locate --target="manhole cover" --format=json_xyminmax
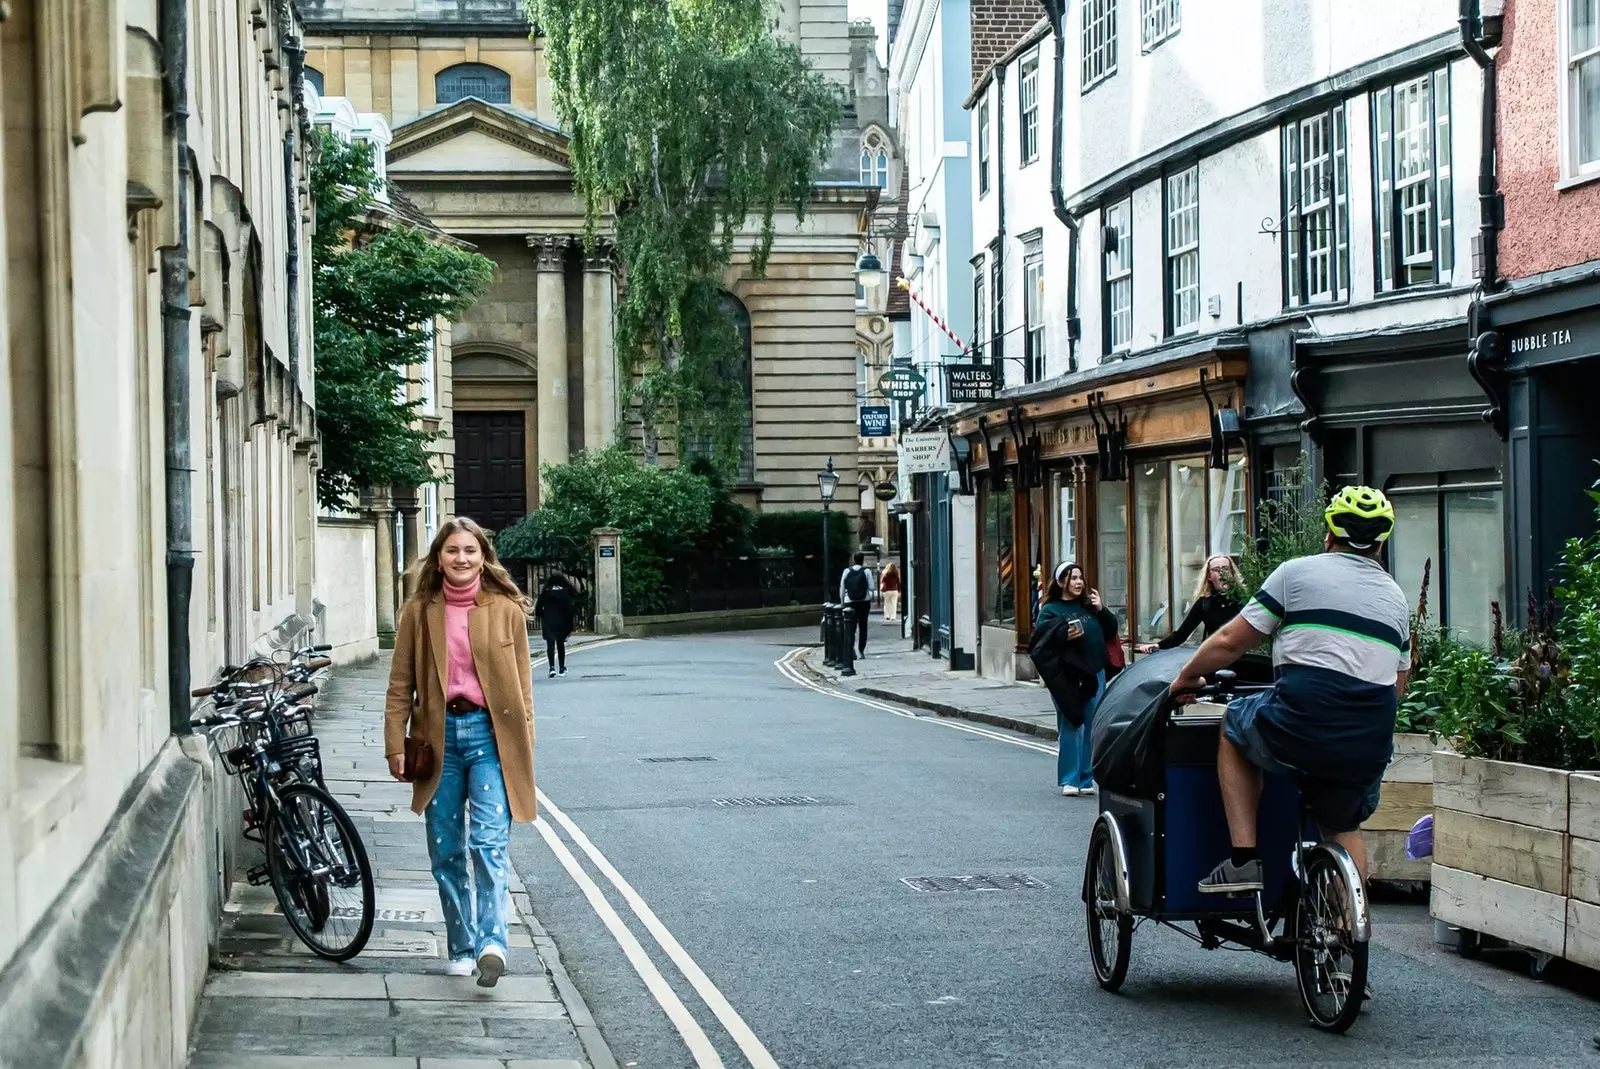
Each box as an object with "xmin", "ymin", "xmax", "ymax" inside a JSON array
[
  {"xmin": 638, "ymin": 756, "xmax": 719, "ymax": 763},
  {"xmin": 901, "ymin": 874, "xmax": 1049, "ymax": 893},
  {"xmin": 712, "ymin": 795, "xmax": 825, "ymax": 807}
]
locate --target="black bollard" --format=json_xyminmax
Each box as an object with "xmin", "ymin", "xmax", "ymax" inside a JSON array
[
  {"xmin": 823, "ymin": 602, "xmax": 839, "ymax": 667},
  {"xmin": 839, "ymin": 604, "xmax": 857, "ymax": 677}
]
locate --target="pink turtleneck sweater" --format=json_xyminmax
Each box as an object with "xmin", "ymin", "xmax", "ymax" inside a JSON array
[{"xmin": 442, "ymin": 577, "xmax": 487, "ymax": 708}]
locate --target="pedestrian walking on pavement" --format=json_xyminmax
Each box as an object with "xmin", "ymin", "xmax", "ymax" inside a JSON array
[
  {"xmin": 1032, "ymin": 562, "xmax": 1120, "ymax": 796},
  {"xmin": 879, "ymin": 561, "xmax": 902, "ymax": 623},
  {"xmin": 840, "ymin": 552, "xmax": 877, "ymax": 657},
  {"xmin": 1136, "ymin": 554, "xmax": 1242, "ymax": 653},
  {"xmin": 534, "ymin": 572, "xmax": 577, "ymax": 677},
  {"xmin": 384, "ymin": 516, "xmax": 536, "ymax": 988}
]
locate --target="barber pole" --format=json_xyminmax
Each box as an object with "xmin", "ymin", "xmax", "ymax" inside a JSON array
[{"xmin": 895, "ymin": 277, "xmax": 969, "ymax": 355}]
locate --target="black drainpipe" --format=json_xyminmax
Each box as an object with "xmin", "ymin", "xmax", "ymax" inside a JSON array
[
  {"xmin": 995, "ymin": 66, "xmax": 1007, "ymax": 382},
  {"xmin": 1461, "ymin": 0, "xmax": 1504, "ymax": 295},
  {"xmin": 160, "ymin": 0, "xmax": 194, "ymax": 736},
  {"xmin": 285, "ymin": 34, "xmax": 306, "ymax": 385},
  {"xmin": 1042, "ymin": 0, "xmax": 1081, "ymax": 372}
]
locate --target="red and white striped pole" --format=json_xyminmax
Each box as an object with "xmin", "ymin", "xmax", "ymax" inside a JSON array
[{"xmin": 896, "ymin": 277, "xmax": 969, "ymax": 355}]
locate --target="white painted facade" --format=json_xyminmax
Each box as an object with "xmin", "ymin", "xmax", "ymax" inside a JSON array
[
  {"xmin": 967, "ymin": 0, "xmax": 1485, "ymax": 387},
  {"xmin": 888, "ymin": 0, "xmax": 975, "ymax": 405}
]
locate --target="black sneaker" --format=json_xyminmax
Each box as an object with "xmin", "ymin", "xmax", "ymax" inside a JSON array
[
  {"xmin": 1197, "ymin": 858, "xmax": 1264, "ymax": 894},
  {"xmin": 548, "ymin": 669, "xmax": 557, "ymax": 678},
  {"xmin": 559, "ymin": 667, "xmax": 567, "ymax": 676}
]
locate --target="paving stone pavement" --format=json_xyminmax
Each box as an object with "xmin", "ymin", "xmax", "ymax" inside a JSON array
[
  {"xmin": 800, "ymin": 631, "xmax": 1060, "ymax": 739},
  {"xmin": 187, "ymin": 652, "xmax": 612, "ymax": 1069}
]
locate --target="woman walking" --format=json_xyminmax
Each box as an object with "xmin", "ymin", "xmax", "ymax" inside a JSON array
[
  {"xmin": 384, "ymin": 517, "xmax": 535, "ymax": 986},
  {"xmin": 879, "ymin": 562, "xmax": 902, "ymax": 623},
  {"xmin": 1033, "ymin": 562, "xmax": 1120, "ymax": 796},
  {"xmin": 534, "ymin": 573, "xmax": 577, "ymax": 677},
  {"xmin": 1136, "ymin": 554, "xmax": 1242, "ymax": 653}
]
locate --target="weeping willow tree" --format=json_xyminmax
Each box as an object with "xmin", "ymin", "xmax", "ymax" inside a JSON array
[{"xmin": 525, "ymin": 0, "xmax": 843, "ymax": 471}]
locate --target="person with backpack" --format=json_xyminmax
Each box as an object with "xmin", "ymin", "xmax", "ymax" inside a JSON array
[{"xmin": 839, "ymin": 553, "xmax": 877, "ymax": 657}]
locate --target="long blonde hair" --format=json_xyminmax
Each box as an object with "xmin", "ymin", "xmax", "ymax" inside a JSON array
[
  {"xmin": 407, "ymin": 516, "xmax": 530, "ymax": 609},
  {"xmin": 1194, "ymin": 554, "xmax": 1239, "ymax": 601}
]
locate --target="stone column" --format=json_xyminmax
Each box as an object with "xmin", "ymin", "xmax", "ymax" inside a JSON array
[
  {"xmin": 531, "ymin": 234, "xmax": 572, "ymax": 492},
  {"xmin": 369, "ymin": 486, "xmax": 398, "ymax": 649},
  {"xmin": 582, "ymin": 241, "xmax": 617, "ymax": 451},
  {"xmin": 591, "ymin": 526, "xmax": 623, "ymax": 635},
  {"xmin": 392, "ymin": 483, "xmax": 421, "ymax": 601}
]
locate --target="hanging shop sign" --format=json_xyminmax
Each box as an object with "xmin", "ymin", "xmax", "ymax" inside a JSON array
[
  {"xmin": 944, "ymin": 364, "xmax": 997, "ymax": 403},
  {"xmin": 898, "ymin": 431, "xmax": 951, "ymax": 474},
  {"xmin": 859, "ymin": 405, "xmax": 892, "ymax": 437},
  {"xmin": 879, "ymin": 365, "xmax": 928, "ymax": 402},
  {"xmin": 874, "ymin": 481, "xmax": 898, "ymax": 501}
]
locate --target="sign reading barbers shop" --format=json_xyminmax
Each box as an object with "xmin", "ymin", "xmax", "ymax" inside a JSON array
[
  {"xmin": 944, "ymin": 364, "xmax": 997, "ymax": 403},
  {"xmin": 897, "ymin": 431, "xmax": 951, "ymax": 474}
]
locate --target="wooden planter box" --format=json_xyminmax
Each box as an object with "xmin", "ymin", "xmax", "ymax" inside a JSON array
[
  {"xmin": 1566, "ymin": 772, "xmax": 1600, "ymax": 970},
  {"xmin": 1430, "ymin": 753, "xmax": 1571, "ymax": 959},
  {"xmin": 1361, "ymin": 733, "xmax": 1435, "ymax": 883}
]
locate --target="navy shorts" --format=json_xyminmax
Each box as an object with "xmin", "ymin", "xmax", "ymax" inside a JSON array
[{"xmin": 1223, "ymin": 691, "xmax": 1382, "ymax": 834}]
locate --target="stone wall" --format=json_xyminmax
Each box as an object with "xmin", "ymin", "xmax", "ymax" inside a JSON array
[{"xmin": 316, "ymin": 518, "xmax": 380, "ymax": 664}]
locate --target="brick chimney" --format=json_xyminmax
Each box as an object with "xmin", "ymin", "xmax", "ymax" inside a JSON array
[{"xmin": 971, "ymin": 0, "xmax": 1047, "ymax": 87}]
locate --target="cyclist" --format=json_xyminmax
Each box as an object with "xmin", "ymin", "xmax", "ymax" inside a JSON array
[{"xmin": 1169, "ymin": 485, "xmax": 1411, "ymax": 895}]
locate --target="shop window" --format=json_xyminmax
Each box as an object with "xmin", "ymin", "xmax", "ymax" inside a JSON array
[
  {"xmin": 1103, "ymin": 197, "xmax": 1133, "ymax": 355},
  {"xmin": 1134, "ymin": 464, "xmax": 1171, "ymax": 641},
  {"xmin": 1024, "ymin": 240, "xmax": 1045, "ymax": 382},
  {"xmin": 1051, "ymin": 471, "xmax": 1078, "ymax": 565},
  {"xmin": 1169, "ymin": 459, "xmax": 1208, "ymax": 628},
  {"xmin": 1373, "ymin": 69, "xmax": 1453, "ymax": 291},
  {"xmin": 1386, "ymin": 474, "xmax": 1505, "ymax": 646},
  {"xmin": 1208, "ymin": 455, "xmax": 1249, "ymax": 556},
  {"xmin": 983, "ymin": 487, "xmax": 1016, "ymax": 625},
  {"xmin": 1141, "ymin": 0, "xmax": 1181, "ymax": 51},
  {"xmin": 1164, "ymin": 166, "xmax": 1199, "ymax": 334},
  {"xmin": 1082, "ymin": 0, "xmax": 1118, "ymax": 91},
  {"xmin": 435, "ymin": 63, "xmax": 512, "ymax": 106},
  {"xmin": 1020, "ymin": 53, "xmax": 1040, "ymax": 164},
  {"xmin": 1096, "ymin": 479, "xmax": 1129, "ymax": 629},
  {"xmin": 1564, "ymin": 0, "xmax": 1600, "ymax": 180},
  {"xmin": 978, "ymin": 99, "xmax": 992, "ymax": 195},
  {"xmin": 1283, "ymin": 105, "xmax": 1350, "ymax": 306}
]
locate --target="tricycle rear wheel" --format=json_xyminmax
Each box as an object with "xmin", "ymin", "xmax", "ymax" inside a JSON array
[
  {"xmin": 1085, "ymin": 821, "xmax": 1133, "ymax": 991},
  {"xmin": 1292, "ymin": 849, "xmax": 1367, "ymax": 1033}
]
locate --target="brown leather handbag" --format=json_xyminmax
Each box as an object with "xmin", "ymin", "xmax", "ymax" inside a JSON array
[{"xmin": 402, "ymin": 734, "xmax": 435, "ymax": 782}]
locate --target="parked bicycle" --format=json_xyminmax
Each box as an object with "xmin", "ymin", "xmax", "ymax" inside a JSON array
[{"xmin": 192, "ymin": 645, "xmax": 376, "ymax": 961}]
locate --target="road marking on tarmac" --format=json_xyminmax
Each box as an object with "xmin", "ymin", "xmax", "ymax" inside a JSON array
[{"xmin": 774, "ymin": 647, "xmax": 1058, "ymax": 757}]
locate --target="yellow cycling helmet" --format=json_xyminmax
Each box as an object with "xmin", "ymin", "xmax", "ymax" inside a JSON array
[{"xmin": 1325, "ymin": 485, "xmax": 1395, "ymax": 548}]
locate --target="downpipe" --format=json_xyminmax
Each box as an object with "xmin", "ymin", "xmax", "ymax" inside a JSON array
[
  {"xmin": 161, "ymin": 0, "xmax": 195, "ymax": 736},
  {"xmin": 1460, "ymin": 0, "xmax": 1504, "ymax": 296},
  {"xmin": 995, "ymin": 66, "xmax": 1007, "ymax": 382},
  {"xmin": 1042, "ymin": 0, "xmax": 1081, "ymax": 372}
]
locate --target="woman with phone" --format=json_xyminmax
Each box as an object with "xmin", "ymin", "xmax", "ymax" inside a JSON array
[{"xmin": 1033, "ymin": 562, "xmax": 1121, "ymax": 796}]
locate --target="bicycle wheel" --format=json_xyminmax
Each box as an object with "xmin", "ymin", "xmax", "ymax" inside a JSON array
[
  {"xmin": 1293, "ymin": 848, "xmax": 1368, "ymax": 1033},
  {"xmin": 1084, "ymin": 820, "xmax": 1133, "ymax": 990},
  {"xmin": 266, "ymin": 783, "xmax": 375, "ymax": 961}
]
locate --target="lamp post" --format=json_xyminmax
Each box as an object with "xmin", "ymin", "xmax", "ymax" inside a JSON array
[
  {"xmin": 855, "ymin": 251, "xmax": 885, "ymax": 291},
  {"xmin": 818, "ymin": 457, "xmax": 839, "ymax": 600}
]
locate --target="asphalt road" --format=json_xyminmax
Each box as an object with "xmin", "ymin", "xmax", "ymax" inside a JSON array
[{"xmin": 510, "ymin": 629, "xmax": 1598, "ymax": 1069}]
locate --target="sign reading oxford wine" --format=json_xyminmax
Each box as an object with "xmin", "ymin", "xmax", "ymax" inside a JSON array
[
  {"xmin": 859, "ymin": 406, "xmax": 892, "ymax": 437},
  {"xmin": 944, "ymin": 364, "xmax": 996, "ymax": 403}
]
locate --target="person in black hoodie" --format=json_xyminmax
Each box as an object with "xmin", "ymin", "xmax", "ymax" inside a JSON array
[
  {"xmin": 534, "ymin": 573, "xmax": 577, "ymax": 678},
  {"xmin": 1136, "ymin": 554, "xmax": 1243, "ymax": 653},
  {"xmin": 1030, "ymin": 562, "xmax": 1120, "ymax": 796}
]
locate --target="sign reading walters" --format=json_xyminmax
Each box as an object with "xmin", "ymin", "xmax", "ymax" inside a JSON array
[{"xmin": 944, "ymin": 364, "xmax": 997, "ymax": 403}]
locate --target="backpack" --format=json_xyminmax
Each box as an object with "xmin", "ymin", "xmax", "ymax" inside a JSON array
[{"xmin": 844, "ymin": 567, "xmax": 870, "ymax": 602}]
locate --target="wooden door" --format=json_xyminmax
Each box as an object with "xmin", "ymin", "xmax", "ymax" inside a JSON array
[{"xmin": 454, "ymin": 411, "xmax": 527, "ymax": 535}]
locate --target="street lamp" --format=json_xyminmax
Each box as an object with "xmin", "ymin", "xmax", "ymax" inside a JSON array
[
  {"xmin": 818, "ymin": 458, "xmax": 839, "ymax": 599},
  {"xmin": 855, "ymin": 251, "xmax": 885, "ymax": 290}
]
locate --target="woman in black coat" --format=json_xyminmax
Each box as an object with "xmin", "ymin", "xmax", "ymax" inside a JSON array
[
  {"xmin": 533, "ymin": 574, "xmax": 577, "ymax": 678},
  {"xmin": 1030, "ymin": 562, "xmax": 1120, "ymax": 796},
  {"xmin": 1135, "ymin": 554, "xmax": 1242, "ymax": 654}
]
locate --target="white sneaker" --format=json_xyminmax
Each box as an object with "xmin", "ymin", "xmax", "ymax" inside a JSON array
[
  {"xmin": 1080, "ymin": 784, "xmax": 1098, "ymax": 796},
  {"xmin": 1061, "ymin": 785, "xmax": 1080, "ymax": 796},
  {"xmin": 476, "ymin": 944, "xmax": 506, "ymax": 988},
  {"xmin": 444, "ymin": 958, "xmax": 475, "ymax": 977}
]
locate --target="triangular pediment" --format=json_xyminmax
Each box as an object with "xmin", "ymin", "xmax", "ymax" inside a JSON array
[{"xmin": 388, "ymin": 99, "xmax": 571, "ymax": 176}]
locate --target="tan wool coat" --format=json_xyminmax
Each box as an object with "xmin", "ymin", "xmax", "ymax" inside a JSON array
[{"xmin": 384, "ymin": 587, "xmax": 537, "ymax": 822}]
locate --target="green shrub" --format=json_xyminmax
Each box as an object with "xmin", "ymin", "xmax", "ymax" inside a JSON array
[
  {"xmin": 1235, "ymin": 451, "xmax": 1329, "ymax": 596},
  {"xmin": 752, "ymin": 510, "xmax": 854, "ymax": 590}
]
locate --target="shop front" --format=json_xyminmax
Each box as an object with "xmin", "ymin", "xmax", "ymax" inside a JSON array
[
  {"xmin": 954, "ymin": 341, "xmax": 1251, "ymax": 680},
  {"xmin": 1293, "ymin": 320, "xmax": 1505, "ymax": 643},
  {"xmin": 1477, "ymin": 270, "xmax": 1600, "ymax": 611}
]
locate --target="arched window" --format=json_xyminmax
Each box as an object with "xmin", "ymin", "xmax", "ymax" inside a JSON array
[
  {"xmin": 435, "ymin": 63, "xmax": 512, "ymax": 106},
  {"xmin": 304, "ymin": 66, "xmax": 325, "ymax": 96},
  {"xmin": 861, "ymin": 129, "xmax": 891, "ymax": 189}
]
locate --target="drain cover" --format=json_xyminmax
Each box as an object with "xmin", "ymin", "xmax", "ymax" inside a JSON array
[
  {"xmin": 901, "ymin": 874, "xmax": 1049, "ymax": 893},
  {"xmin": 638, "ymin": 756, "xmax": 718, "ymax": 763},
  {"xmin": 711, "ymin": 795, "xmax": 825, "ymax": 807}
]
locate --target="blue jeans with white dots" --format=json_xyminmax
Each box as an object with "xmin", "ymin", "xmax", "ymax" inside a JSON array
[{"xmin": 426, "ymin": 709, "xmax": 512, "ymax": 961}]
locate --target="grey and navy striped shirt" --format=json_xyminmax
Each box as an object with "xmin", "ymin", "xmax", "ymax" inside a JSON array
[{"xmin": 1240, "ymin": 552, "xmax": 1411, "ymax": 683}]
